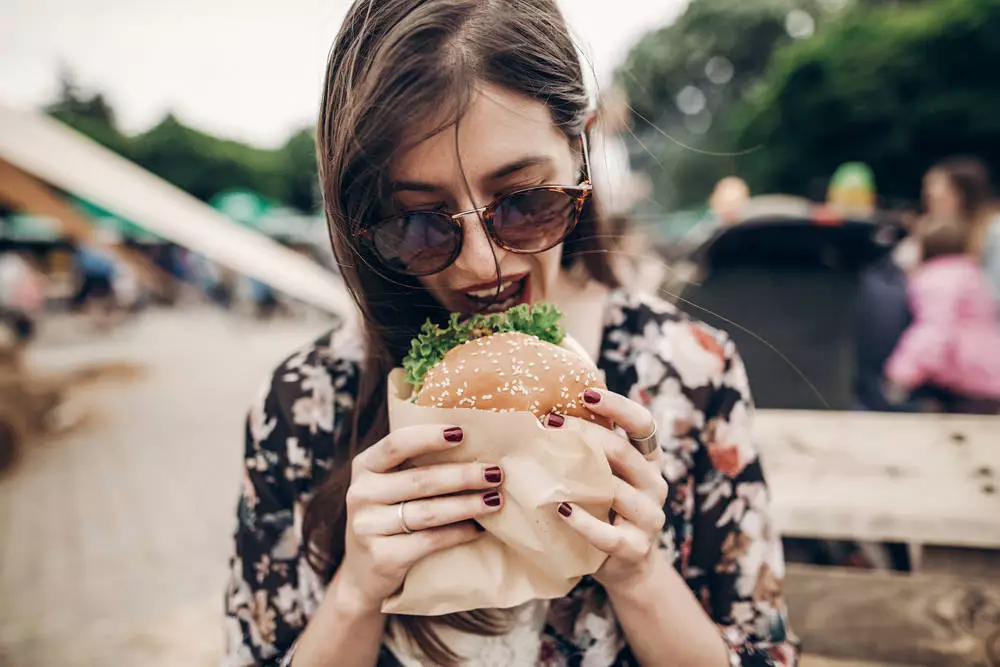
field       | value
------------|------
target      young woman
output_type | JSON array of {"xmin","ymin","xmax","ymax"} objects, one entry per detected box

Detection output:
[
  {"xmin": 920, "ymin": 157, "xmax": 1000, "ymax": 295},
  {"xmin": 223, "ymin": 2, "xmax": 797, "ymax": 665}
]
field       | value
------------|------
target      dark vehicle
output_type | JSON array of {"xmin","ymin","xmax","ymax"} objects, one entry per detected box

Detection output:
[{"xmin": 678, "ymin": 204, "xmax": 905, "ymax": 411}]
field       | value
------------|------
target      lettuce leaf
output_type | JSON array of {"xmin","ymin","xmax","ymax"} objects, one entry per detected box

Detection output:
[{"xmin": 402, "ymin": 303, "xmax": 565, "ymax": 391}]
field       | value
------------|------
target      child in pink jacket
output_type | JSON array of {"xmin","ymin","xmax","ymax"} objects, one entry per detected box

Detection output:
[{"xmin": 885, "ymin": 219, "xmax": 1000, "ymax": 414}]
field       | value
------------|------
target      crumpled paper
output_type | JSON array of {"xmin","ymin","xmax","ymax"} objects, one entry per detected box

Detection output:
[{"xmin": 382, "ymin": 367, "xmax": 615, "ymax": 616}]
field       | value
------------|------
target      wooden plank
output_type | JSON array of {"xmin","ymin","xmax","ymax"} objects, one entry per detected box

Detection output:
[
  {"xmin": 785, "ymin": 564, "xmax": 1000, "ymax": 666},
  {"xmin": 755, "ymin": 410, "xmax": 1000, "ymax": 548}
]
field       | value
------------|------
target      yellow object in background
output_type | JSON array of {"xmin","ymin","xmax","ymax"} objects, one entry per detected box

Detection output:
[{"xmin": 828, "ymin": 163, "xmax": 877, "ymax": 217}]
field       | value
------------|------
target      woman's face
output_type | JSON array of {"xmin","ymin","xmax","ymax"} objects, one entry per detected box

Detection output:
[
  {"xmin": 923, "ymin": 170, "xmax": 962, "ymax": 221},
  {"xmin": 388, "ymin": 83, "xmax": 579, "ymax": 316}
]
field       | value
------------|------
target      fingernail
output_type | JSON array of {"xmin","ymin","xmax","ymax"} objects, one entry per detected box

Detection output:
[
  {"xmin": 546, "ymin": 413, "xmax": 565, "ymax": 428},
  {"xmin": 557, "ymin": 502, "xmax": 573, "ymax": 517},
  {"xmin": 583, "ymin": 389, "xmax": 602, "ymax": 405},
  {"xmin": 484, "ymin": 491, "xmax": 501, "ymax": 507},
  {"xmin": 443, "ymin": 427, "xmax": 463, "ymax": 443},
  {"xmin": 484, "ymin": 466, "xmax": 502, "ymax": 484}
]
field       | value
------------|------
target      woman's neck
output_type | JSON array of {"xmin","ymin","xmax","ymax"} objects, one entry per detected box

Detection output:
[{"xmin": 548, "ymin": 273, "xmax": 612, "ymax": 362}]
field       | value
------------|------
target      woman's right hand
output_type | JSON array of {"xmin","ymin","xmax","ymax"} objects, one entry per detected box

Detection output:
[{"xmin": 336, "ymin": 424, "xmax": 504, "ymax": 611}]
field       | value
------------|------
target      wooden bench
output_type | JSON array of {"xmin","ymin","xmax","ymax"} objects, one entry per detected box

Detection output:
[
  {"xmin": 755, "ymin": 410, "xmax": 1000, "ymax": 552},
  {"xmin": 786, "ymin": 564, "xmax": 1000, "ymax": 666}
]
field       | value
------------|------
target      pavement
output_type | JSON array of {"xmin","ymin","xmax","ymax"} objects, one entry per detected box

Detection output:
[{"xmin": 0, "ymin": 308, "xmax": 334, "ymax": 667}]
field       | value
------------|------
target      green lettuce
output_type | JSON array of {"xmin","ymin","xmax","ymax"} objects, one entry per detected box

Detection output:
[{"xmin": 402, "ymin": 303, "xmax": 565, "ymax": 392}]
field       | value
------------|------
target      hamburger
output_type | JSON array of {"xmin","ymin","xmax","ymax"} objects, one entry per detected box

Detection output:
[{"xmin": 403, "ymin": 304, "xmax": 611, "ymax": 427}]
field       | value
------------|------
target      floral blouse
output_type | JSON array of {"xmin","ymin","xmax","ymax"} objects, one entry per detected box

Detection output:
[{"xmin": 223, "ymin": 289, "xmax": 799, "ymax": 666}]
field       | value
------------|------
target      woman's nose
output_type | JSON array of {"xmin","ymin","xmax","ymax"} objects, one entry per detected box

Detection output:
[{"xmin": 452, "ymin": 214, "xmax": 505, "ymax": 275}]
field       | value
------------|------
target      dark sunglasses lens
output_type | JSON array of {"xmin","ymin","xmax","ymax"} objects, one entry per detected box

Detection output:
[
  {"xmin": 370, "ymin": 213, "xmax": 459, "ymax": 275},
  {"xmin": 493, "ymin": 189, "xmax": 577, "ymax": 251}
]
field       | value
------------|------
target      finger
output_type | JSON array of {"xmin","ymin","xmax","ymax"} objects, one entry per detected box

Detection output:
[
  {"xmin": 357, "ymin": 424, "xmax": 464, "ymax": 473},
  {"xmin": 358, "ymin": 462, "xmax": 503, "ymax": 505},
  {"xmin": 611, "ymin": 477, "xmax": 666, "ymax": 534},
  {"xmin": 581, "ymin": 388, "xmax": 656, "ymax": 443},
  {"xmin": 556, "ymin": 502, "xmax": 651, "ymax": 561},
  {"xmin": 587, "ymin": 425, "xmax": 667, "ymax": 499},
  {"xmin": 371, "ymin": 521, "xmax": 482, "ymax": 570},
  {"xmin": 357, "ymin": 489, "xmax": 504, "ymax": 536}
]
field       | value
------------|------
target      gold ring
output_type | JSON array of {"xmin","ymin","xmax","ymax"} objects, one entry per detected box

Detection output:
[{"xmin": 398, "ymin": 501, "xmax": 413, "ymax": 534}]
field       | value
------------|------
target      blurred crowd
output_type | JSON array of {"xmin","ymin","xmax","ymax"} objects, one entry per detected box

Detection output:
[{"xmin": 0, "ymin": 234, "xmax": 328, "ymax": 347}]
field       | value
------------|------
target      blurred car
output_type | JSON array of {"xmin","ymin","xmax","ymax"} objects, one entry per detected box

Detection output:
[{"xmin": 677, "ymin": 204, "xmax": 906, "ymax": 410}]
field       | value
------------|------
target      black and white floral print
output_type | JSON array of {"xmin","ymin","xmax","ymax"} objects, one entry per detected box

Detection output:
[{"xmin": 223, "ymin": 289, "xmax": 799, "ymax": 666}]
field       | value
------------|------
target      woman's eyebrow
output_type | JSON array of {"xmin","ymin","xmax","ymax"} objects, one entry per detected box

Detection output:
[
  {"xmin": 485, "ymin": 156, "xmax": 552, "ymax": 182},
  {"xmin": 391, "ymin": 180, "xmax": 442, "ymax": 193},
  {"xmin": 390, "ymin": 156, "xmax": 552, "ymax": 193}
]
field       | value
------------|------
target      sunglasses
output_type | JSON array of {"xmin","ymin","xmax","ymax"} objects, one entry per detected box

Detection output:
[{"xmin": 360, "ymin": 137, "xmax": 593, "ymax": 277}]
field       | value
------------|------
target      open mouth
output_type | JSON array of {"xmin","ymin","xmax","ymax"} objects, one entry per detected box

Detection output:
[{"xmin": 461, "ymin": 274, "xmax": 531, "ymax": 313}]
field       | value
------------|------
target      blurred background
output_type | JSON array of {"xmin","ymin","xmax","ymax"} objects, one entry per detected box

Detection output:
[{"xmin": 1, "ymin": 0, "xmax": 999, "ymax": 665}]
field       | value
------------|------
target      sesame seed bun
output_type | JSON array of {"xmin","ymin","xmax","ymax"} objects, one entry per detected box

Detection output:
[{"xmin": 415, "ymin": 331, "xmax": 612, "ymax": 428}]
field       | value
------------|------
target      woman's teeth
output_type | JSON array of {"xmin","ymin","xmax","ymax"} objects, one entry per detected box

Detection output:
[{"xmin": 465, "ymin": 280, "xmax": 513, "ymax": 300}]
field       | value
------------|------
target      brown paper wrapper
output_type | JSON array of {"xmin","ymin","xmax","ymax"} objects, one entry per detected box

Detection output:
[{"xmin": 382, "ymin": 368, "xmax": 615, "ymax": 616}]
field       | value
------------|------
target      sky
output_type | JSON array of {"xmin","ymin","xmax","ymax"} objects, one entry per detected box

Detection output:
[{"xmin": 0, "ymin": 0, "xmax": 687, "ymax": 148}]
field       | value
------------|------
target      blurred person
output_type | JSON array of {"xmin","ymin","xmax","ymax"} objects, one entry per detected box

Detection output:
[
  {"xmin": 708, "ymin": 176, "xmax": 750, "ymax": 227},
  {"xmin": 248, "ymin": 277, "xmax": 280, "ymax": 320},
  {"xmin": 983, "ymin": 198, "xmax": 1000, "ymax": 301},
  {"xmin": 916, "ymin": 157, "xmax": 999, "ymax": 286},
  {"xmin": 884, "ymin": 219, "xmax": 1000, "ymax": 415},
  {"xmin": 222, "ymin": 2, "xmax": 797, "ymax": 666},
  {"xmin": 0, "ymin": 250, "xmax": 46, "ymax": 343},
  {"xmin": 70, "ymin": 236, "xmax": 119, "ymax": 327}
]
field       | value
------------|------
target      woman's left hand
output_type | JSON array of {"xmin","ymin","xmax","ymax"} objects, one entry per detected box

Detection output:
[{"xmin": 551, "ymin": 387, "xmax": 669, "ymax": 593}]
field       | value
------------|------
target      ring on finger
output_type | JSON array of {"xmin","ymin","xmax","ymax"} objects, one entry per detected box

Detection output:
[
  {"xmin": 628, "ymin": 422, "xmax": 659, "ymax": 456},
  {"xmin": 398, "ymin": 501, "xmax": 414, "ymax": 534}
]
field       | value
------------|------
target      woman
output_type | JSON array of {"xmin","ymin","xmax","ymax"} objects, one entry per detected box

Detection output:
[
  {"xmin": 224, "ymin": 2, "xmax": 796, "ymax": 666},
  {"xmin": 920, "ymin": 157, "xmax": 1000, "ymax": 296}
]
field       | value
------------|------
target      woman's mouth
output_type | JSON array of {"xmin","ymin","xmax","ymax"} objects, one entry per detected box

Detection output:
[{"xmin": 459, "ymin": 274, "xmax": 531, "ymax": 313}]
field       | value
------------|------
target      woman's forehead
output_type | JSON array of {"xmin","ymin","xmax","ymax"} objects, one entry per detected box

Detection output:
[{"xmin": 390, "ymin": 84, "xmax": 571, "ymax": 189}]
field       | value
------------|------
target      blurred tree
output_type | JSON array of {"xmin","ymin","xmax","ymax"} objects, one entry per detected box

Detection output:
[
  {"xmin": 278, "ymin": 128, "xmax": 320, "ymax": 213},
  {"xmin": 130, "ymin": 114, "xmax": 285, "ymax": 204},
  {"xmin": 731, "ymin": 0, "xmax": 1000, "ymax": 205},
  {"xmin": 615, "ymin": 0, "xmax": 839, "ymax": 212},
  {"xmin": 43, "ymin": 72, "xmax": 320, "ymax": 213},
  {"xmin": 46, "ymin": 69, "xmax": 134, "ymax": 158}
]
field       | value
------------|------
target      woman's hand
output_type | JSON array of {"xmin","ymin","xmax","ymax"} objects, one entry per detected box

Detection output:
[
  {"xmin": 337, "ymin": 425, "xmax": 504, "ymax": 611},
  {"xmin": 551, "ymin": 388, "xmax": 669, "ymax": 593}
]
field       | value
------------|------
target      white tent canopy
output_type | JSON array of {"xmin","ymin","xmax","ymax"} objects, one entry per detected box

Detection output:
[{"xmin": 0, "ymin": 105, "xmax": 355, "ymax": 321}]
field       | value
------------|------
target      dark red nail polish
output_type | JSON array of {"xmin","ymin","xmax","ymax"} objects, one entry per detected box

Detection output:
[
  {"xmin": 444, "ymin": 427, "xmax": 463, "ymax": 443},
  {"xmin": 583, "ymin": 389, "xmax": 602, "ymax": 405},
  {"xmin": 484, "ymin": 466, "xmax": 502, "ymax": 484},
  {"xmin": 546, "ymin": 413, "xmax": 565, "ymax": 428},
  {"xmin": 484, "ymin": 491, "xmax": 501, "ymax": 507},
  {"xmin": 557, "ymin": 502, "xmax": 573, "ymax": 517}
]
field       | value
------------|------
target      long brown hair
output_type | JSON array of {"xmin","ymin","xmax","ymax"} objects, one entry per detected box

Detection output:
[
  {"xmin": 927, "ymin": 156, "xmax": 994, "ymax": 256},
  {"xmin": 306, "ymin": 0, "xmax": 620, "ymax": 663}
]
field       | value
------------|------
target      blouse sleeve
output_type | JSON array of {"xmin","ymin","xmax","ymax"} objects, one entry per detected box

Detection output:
[
  {"xmin": 222, "ymin": 341, "xmax": 352, "ymax": 667},
  {"xmin": 686, "ymin": 331, "xmax": 800, "ymax": 667}
]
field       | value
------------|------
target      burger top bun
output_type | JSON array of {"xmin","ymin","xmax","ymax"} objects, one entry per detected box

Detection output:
[{"xmin": 415, "ymin": 331, "xmax": 612, "ymax": 428}]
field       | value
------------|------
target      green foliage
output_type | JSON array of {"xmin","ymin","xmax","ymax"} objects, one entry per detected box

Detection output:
[
  {"xmin": 616, "ymin": 0, "xmax": 835, "ymax": 211},
  {"xmin": 402, "ymin": 303, "xmax": 565, "ymax": 391},
  {"xmin": 730, "ymin": 0, "xmax": 1000, "ymax": 202},
  {"xmin": 44, "ymin": 71, "xmax": 320, "ymax": 213}
]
